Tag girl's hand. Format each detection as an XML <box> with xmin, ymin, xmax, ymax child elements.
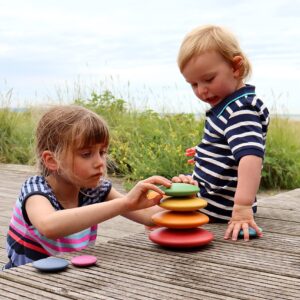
<box><xmin>224</xmin><ymin>204</ymin><xmax>263</xmax><ymax>241</ymax></box>
<box><xmin>171</xmin><ymin>174</ymin><xmax>198</xmax><ymax>186</ymax></box>
<box><xmin>124</xmin><ymin>176</ymin><xmax>172</xmax><ymax>211</ymax></box>
<box><xmin>185</xmin><ymin>147</ymin><xmax>196</xmax><ymax>165</ymax></box>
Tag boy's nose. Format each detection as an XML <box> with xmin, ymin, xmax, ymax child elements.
<box><xmin>197</xmin><ymin>85</ymin><xmax>208</xmax><ymax>97</ymax></box>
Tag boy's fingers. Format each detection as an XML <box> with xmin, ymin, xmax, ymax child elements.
<box><xmin>187</xmin><ymin>159</ymin><xmax>195</xmax><ymax>164</ymax></box>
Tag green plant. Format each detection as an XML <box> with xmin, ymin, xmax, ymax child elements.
<box><xmin>261</xmin><ymin>117</ymin><xmax>300</xmax><ymax>189</ymax></box>
<box><xmin>1</xmin><ymin>90</ymin><xmax>300</xmax><ymax>191</ymax></box>
<box><xmin>0</xmin><ymin>108</ymin><xmax>35</xmax><ymax>164</ymax></box>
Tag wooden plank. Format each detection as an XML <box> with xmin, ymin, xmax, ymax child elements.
<box><xmin>254</xmin><ymin>217</ymin><xmax>300</xmax><ymax>235</ymax></box>
<box><xmin>109</xmin><ymin>233</ymin><xmax>300</xmax><ymax>279</ymax></box>
<box><xmin>94</xmin><ymin>245</ymin><xmax>300</xmax><ymax>300</ymax></box>
<box><xmin>259</xmin><ymin>189</ymin><xmax>300</xmax><ymax>210</ymax></box>
<box><xmin>257</xmin><ymin>207</ymin><xmax>299</xmax><ymax>222</ymax></box>
<box><xmin>201</xmin><ymin>223</ymin><xmax>300</xmax><ymax>254</ymax></box>
<box><xmin>47</xmin><ymin>244</ymin><xmax>300</xmax><ymax>299</ymax></box>
<box><xmin>0</xmin><ymin>261</ymin><xmax>232</xmax><ymax>300</ymax></box>
<box><xmin>0</xmin><ymin>277</ymin><xmax>73</xmax><ymax>299</ymax></box>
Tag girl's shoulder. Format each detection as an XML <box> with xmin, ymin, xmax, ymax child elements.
<box><xmin>21</xmin><ymin>175</ymin><xmax>51</xmax><ymax>195</ymax></box>
<box><xmin>19</xmin><ymin>175</ymin><xmax>60</xmax><ymax>209</ymax></box>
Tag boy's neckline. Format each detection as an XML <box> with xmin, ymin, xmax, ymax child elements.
<box><xmin>207</xmin><ymin>84</ymin><xmax>256</xmax><ymax>117</ymax></box>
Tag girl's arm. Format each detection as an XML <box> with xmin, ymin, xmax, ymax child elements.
<box><xmin>224</xmin><ymin>155</ymin><xmax>263</xmax><ymax>241</ymax></box>
<box><xmin>26</xmin><ymin>176</ymin><xmax>171</xmax><ymax>239</ymax></box>
<box><xmin>108</xmin><ymin>187</ymin><xmax>165</xmax><ymax>226</ymax></box>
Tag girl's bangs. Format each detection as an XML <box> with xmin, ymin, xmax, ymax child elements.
<box><xmin>72</xmin><ymin>117</ymin><xmax>109</xmax><ymax>150</ymax></box>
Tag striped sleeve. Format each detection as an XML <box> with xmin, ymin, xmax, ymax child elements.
<box><xmin>224</xmin><ymin>106</ymin><xmax>265</xmax><ymax>161</ymax></box>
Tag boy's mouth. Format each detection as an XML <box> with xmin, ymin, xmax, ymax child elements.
<box><xmin>206</xmin><ymin>96</ymin><xmax>220</xmax><ymax>106</ymax></box>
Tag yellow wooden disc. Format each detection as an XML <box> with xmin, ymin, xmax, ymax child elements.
<box><xmin>152</xmin><ymin>211</ymin><xmax>209</xmax><ymax>229</ymax></box>
<box><xmin>159</xmin><ymin>197</ymin><xmax>207</xmax><ymax>211</ymax></box>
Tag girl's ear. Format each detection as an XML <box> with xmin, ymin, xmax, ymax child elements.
<box><xmin>232</xmin><ymin>55</ymin><xmax>244</xmax><ymax>78</ymax></box>
<box><xmin>42</xmin><ymin>150</ymin><xmax>58</xmax><ymax>172</ymax></box>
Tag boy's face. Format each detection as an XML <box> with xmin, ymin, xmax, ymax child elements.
<box><xmin>182</xmin><ymin>51</ymin><xmax>244</xmax><ymax>107</ymax></box>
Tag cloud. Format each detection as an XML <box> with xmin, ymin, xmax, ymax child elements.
<box><xmin>1</xmin><ymin>0</ymin><xmax>300</xmax><ymax>112</ymax></box>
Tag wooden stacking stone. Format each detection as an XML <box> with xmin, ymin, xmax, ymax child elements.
<box><xmin>152</xmin><ymin>211</ymin><xmax>209</xmax><ymax>229</ymax></box>
<box><xmin>149</xmin><ymin>228</ymin><xmax>214</xmax><ymax>248</ymax></box>
<box><xmin>159</xmin><ymin>196</ymin><xmax>207</xmax><ymax>211</ymax></box>
<box><xmin>148</xmin><ymin>183</ymin><xmax>214</xmax><ymax>249</ymax></box>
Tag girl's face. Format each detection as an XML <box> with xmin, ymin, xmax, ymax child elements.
<box><xmin>182</xmin><ymin>51</ymin><xmax>244</xmax><ymax>107</ymax></box>
<box><xmin>60</xmin><ymin>143</ymin><xmax>108</xmax><ymax>188</ymax></box>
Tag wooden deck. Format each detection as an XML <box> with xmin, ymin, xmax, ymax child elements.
<box><xmin>0</xmin><ymin>163</ymin><xmax>300</xmax><ymax>299</ymax></box>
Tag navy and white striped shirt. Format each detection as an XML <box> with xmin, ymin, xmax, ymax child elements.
<box><xmin>194</xmin><ymin>85</ymin><xmax>270</xmax><ymax>220</ymax></box>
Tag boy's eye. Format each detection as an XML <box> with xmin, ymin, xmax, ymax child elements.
<box><xmin>205</xmin><ymin>76</ymin><xmax>214</xmax><ymax>83</ymax></box>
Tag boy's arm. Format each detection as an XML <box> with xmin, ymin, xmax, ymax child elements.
<box><xmin>224</xmin><ymin>155</ymin><xmax>263</xmax><ymax>241</ymax></box>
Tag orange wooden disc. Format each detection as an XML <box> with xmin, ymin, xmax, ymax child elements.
<box><xmin>152</xmin><ymin>211</ymin><xmax>209</xmax><ymax>228</ymax></box>
<box><xmin>159</xmin><ymin>197</ymin><xmax>207</xmax><ymax>211</ymax></box>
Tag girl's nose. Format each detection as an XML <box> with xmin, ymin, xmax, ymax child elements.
<box><xmin>94</xmin><ymin>153</ymin><xmax>105</xmax><ymax>167</ymax></box>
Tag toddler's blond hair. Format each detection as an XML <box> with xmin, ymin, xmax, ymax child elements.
<box><xmin>178</xmin><ymin>25</ymin><xmax>251</xmax><ymax>80</ymax></box>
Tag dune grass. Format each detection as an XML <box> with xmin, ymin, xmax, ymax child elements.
<box><xmin>1</xmin><ymin>89</ymin><xmax>300</xmax><ymax>190</ymax></box>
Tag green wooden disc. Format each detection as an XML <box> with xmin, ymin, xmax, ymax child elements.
<box><xmin>160</xmin><ymin>183</ymin><xmax>200</xmax><ymax>197</ymax></box>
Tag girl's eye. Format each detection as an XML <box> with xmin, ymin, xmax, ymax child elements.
<box><xmin>100</xmin><ymin>150</ymin><xmax>107</xmax><ymax>157</ymax></box>
<box><xmin>191</xmin><ymin>83</ymin><xmax>197</xmax><ymax>89</ymax></box>
<box><xmin>81</xmin><ymin>151</ymin><xmax>92</xmax><ymax>158</ymax></box>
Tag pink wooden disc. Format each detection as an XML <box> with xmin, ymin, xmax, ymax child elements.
<box><xmin>71</xmin><ymin>255</ymin><xmax>97</xmax><ymax>267</ymax></box>
<box><xmin>149</xmin><ymin>227</ymin><xmax>214</xmax><ymax>248</ymax></box>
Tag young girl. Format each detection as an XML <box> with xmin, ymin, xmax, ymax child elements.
<box><xmin>5</xmin><ymin>105</ymin><xmax>171</xmax><ymax>269</ymax></box>
<box><xmin>172</xmin><ymin>25</ymin><xmax>270</xmax><ymax>241</ymax></box>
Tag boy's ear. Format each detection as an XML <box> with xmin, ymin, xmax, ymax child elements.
<box><xmin>42</xmin><ymin>150</ymin><xmax>58</xmax><ymax>172</ymax></box>
<box><xmin>232</xmin><ymin>55</ymin><xmax>244</xmax><ymax>77</ymax></box>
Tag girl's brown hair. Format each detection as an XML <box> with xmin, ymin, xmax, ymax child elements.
<box><xmin>178</xmin><ymin>24</ymin><xmax>252</xmax><ymax>80</ymax></box>
<box><xmin>36</xmin><ymin>105</ymin><xmax>110</xmax><ymax>176</ymax></box>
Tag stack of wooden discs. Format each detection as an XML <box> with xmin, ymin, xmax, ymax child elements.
<box><xmin>148</xmin><ymin>183</ymin><xmax>214</xmax><ymax>249</ymax></box>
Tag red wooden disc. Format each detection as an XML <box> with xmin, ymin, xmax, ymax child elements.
<box><xmin>149</xmin><ymin>227</ymin><xmax>214</xmax><ymax>248</ymax></box>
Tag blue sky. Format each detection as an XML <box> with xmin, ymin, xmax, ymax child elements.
<box><xmin>1</xmin><ymin>0</ymin><xmax>300</xmax><ymax>114</ymax></box>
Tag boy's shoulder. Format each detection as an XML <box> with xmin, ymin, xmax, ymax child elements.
<box><xmin>217</xmin><ymin>92</ymin><xmax>269</xmax><ymax>122</ymax></box>
<box><xmin>210</xmin><ymin>84</ymin><xmax>268</xmax><ymax>119</ymax></box>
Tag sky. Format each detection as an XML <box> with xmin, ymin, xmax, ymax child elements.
<box><xmin>1</xmin><ymin>0</ymin><xmax>300</xmax><ymax>114</ymax></box>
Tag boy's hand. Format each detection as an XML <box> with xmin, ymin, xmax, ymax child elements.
<box><xmin>171</xmin><ymin>174</ymin><xmax>198</xmax><ymax>186</ymax></box>
<box><xmin>185</xmin><ymin>147</ymin><xmax>196</xmax><ymax>164</ymax></box>
<box><xmin>224</xmin><ymin>204</ymin><xmax>263</xmax><ymax>241</ymax></box>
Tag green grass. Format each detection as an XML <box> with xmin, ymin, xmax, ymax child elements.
<box><xmin>262</xmin><ymin>117</ymin><xmax>300</xmax><ymax>189</ymax></box>
<box><xmin>1</xmin><ymin>89</ymin><xmax>300</xmax><ymax>190</ymax></box>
